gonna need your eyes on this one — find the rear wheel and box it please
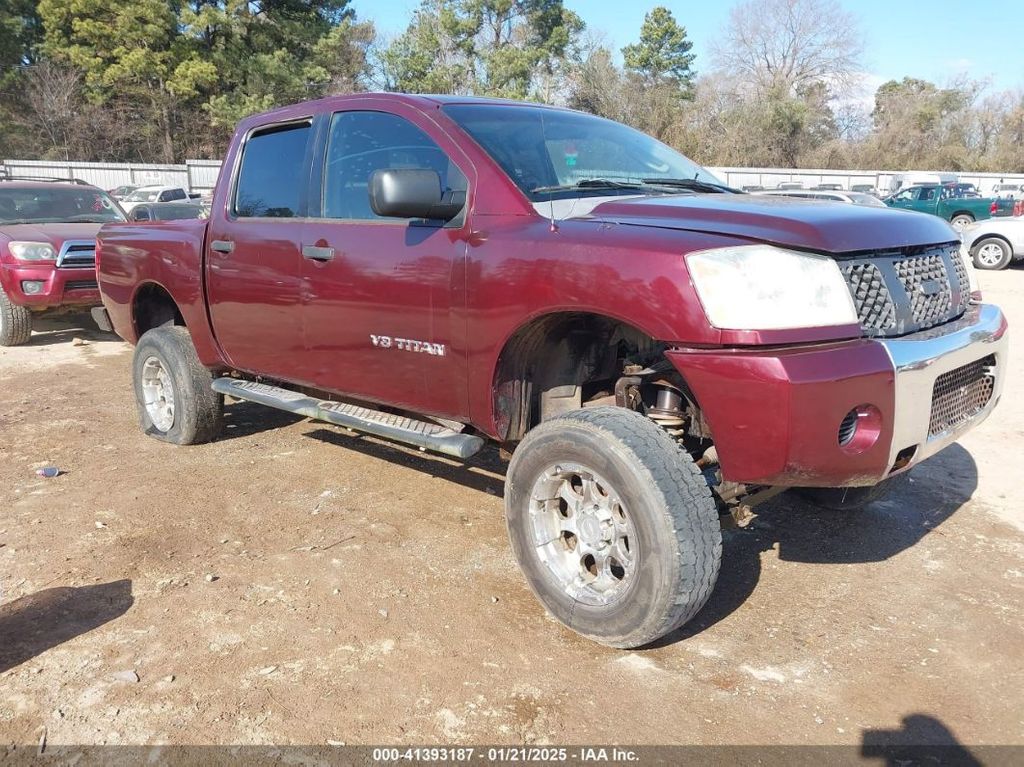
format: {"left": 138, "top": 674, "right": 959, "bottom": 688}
{"left": 950, "top": 213, "right": 974, "bottom": 231}
{"left": 505, "top": 407, "right": 721, "bottom": 648}
{"left": 0, "top": 285, "right": 32, "bottom": 347}
{"left": 132, "top": 326, "right": 223, "bottom": 444}
{"left": 971, "top": 237, "right": 1013, "bottom": 270}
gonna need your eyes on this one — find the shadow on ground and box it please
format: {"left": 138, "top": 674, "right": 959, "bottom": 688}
{"left": 0, "top": 579, "right": 134, "bottom": 673}
{"left": 303, "top": 426, "right": 507, "bottom": 497}
{"left": 661, "top": 442, "right": 979, "bottom": 644}
{"left": 26, "top": 312, "right": 118, "bottom": 347}
{"left": 219, "top": 399, "right": 306, "bottom": 441}
{"left": 861, "top": 714, "right": 983, "bottom": 765}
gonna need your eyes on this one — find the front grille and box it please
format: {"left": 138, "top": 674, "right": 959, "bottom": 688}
{"left": 841, "top": 262, "right": 895, "bottom": 332}
{"left": 928, "top": 354, "right": 996, "bottom": 437}
{"left": 64, "top": 280, "right": 98, "bottom": 291}
{"left": 56, "top": 240, "right": 96, "bottom": 269}
{"left": 839, "top": 243, "right": 969, "bottom": 337}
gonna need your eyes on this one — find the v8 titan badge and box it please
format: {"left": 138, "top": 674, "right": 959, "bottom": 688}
{"left": 370, "top": 334, "right": 446, "bottom": 356}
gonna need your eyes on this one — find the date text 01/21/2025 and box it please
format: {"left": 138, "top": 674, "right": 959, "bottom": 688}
{"left": 370, "top": 334, "right": 446, "bottom": 356}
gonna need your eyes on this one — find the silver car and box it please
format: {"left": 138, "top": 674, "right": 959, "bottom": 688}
{"left": 752, "top": 189, "right": 887, "bottom": 207}
{"left": 960, "top": 217, "right": 1024, "bottom": 270}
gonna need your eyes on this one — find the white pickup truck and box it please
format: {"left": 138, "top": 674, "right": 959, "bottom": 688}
{"left": 118, "top": 185, "right": 198, "bottom": 213}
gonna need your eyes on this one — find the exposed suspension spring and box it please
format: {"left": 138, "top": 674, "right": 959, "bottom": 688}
{"left": 645, "top": 382, "right": 687, "bottom": 429}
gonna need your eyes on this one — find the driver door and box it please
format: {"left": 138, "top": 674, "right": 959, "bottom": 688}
{"left": 299, "top": 107, "right": 473, "bottom": 418}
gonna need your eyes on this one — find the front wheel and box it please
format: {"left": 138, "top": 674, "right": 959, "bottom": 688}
{"left": 132, "top": 326, "right": 223, "bottom": 444}
{"left": 950, "top": 214, "right": 974, "bottom": 231}
{"left": 0, "top": 285, "right": 32, "bottom": 346}
{"left": 971, "top": 237, "right": 1013, "bottom": 270}
{"left": 505, "top": 407, "right": 722, "bottom": 648}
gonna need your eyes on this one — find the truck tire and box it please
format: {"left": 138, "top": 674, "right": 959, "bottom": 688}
{"left": 505, "top": 407, "right": 721, "bottom": 649}
{"left": 794, "top": 480, "right": 894, "bottom": 511}
{"left": 950, "top": 213, "right": 974, "bottom": 231}
{"left": 0, "top": 285, "right": 32, "bottom": 347}
{"left": 971, "top": 237, "right": 1013, "bottom": 270}
{"left": 132, "top": 326, "right": 223, "bottom": 445}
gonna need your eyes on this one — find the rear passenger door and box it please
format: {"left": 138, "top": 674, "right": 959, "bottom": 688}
{"left": 299, "top": 107, "right": 474, "bottom": 418}
{"left": 205, "top": 119, "right": 314, "bottom": 380}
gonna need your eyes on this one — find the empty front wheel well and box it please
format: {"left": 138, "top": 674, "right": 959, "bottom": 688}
{"left": 133, "top": 283, "right": 185, "bottom": 338}
{"left": 492, "top": 312, "right": 673, "bottom": 442}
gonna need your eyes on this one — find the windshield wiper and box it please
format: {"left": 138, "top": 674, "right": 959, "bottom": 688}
{"left": 641, "top": 177, "right": 741, "bottom": 194}
{"left": 531, "top": 178, "right": 651, "bottom": 195}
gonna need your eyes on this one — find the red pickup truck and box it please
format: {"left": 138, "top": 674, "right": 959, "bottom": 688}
{"left": 0, "top": 178, "right": 125, "bottom": 346}
{"left": 95, "top": 94, "right": 1008, "bottom": 648}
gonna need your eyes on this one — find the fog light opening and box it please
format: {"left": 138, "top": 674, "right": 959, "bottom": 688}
{"left": 20, "top": 280, "right": 45, "bottom": 295}
{"left": 891, "top": 446, "right": 917, "bottom": 474}
{"left": 838, "top": 404, "right": 882, "bottom": 454}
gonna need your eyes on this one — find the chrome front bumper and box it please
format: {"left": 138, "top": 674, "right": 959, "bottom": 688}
{"left": 880, "top": 302, "right": 1008, "bottom": 473}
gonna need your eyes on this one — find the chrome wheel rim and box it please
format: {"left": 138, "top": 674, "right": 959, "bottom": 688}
{"left": 951, "top": 217, "right": 971, "bottom": 231}
{"left": 977, "top": 242, "right": 1005, "bottom": 267}
{"left": 141, "top": 355, "right": 175, "bottom": 432}
{"left": 528, "top": 463, "right": 636, "bottom": 607}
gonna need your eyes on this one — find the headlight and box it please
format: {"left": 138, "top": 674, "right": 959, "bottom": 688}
{"left": 8, "top": 241, "right": 57, "bottom": 261}
{"left": 686, "top": 245, "right": 858, "bottom": 330}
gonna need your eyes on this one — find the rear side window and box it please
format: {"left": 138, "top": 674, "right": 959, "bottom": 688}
{"left": 234, "top": 122, "right": 311, "bottom": 218}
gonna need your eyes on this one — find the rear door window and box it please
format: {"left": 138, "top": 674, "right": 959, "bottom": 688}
{"left": 234, "top": 122, "right": 312, "bottom": 218}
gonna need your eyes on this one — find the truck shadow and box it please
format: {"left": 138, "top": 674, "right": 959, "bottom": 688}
{"left": 303, "top": 426, "right": 508, "bottom": 496}
{"left": 301, "top": 423, "right": 979, "bottom": 646}
{"left": 25, "top": 312, "right": 118, "bottom": 347}
{"left": 0, "top": 579, "right": 133, "bottom": 673}
{"left": 662, "top": 442, "right": 979, "bottom": 645}
{"left": 220, "top": 399, "right": 307, "bottom": 441}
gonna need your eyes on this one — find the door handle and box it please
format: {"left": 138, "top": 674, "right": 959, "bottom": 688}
{"left": 210, "top": 240, "right": 234, "bottom": 254}
{"left": 302, "top": 245, "right": 335, "bottom": 262}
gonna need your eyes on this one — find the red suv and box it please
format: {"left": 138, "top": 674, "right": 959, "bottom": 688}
{"left": 0, "top": 177, "right": 126, "bottom": 346}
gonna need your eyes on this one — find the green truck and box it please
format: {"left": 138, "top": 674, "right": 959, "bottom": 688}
{"left": 884, "top": 184, "right": 1013, "bottom": 230}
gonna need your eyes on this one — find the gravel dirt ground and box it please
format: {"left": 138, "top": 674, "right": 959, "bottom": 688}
{"left": 1, "top": 269, "right": 1022, "bottom": 751}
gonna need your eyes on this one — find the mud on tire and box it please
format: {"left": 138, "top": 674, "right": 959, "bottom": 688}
{"left": 132, "top": 326, "right": 223, "bottom": 445}
{"left": 505, "top": 406, "right": 722, "bottom": 649}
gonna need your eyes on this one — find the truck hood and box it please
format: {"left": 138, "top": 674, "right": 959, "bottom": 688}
{"left": 0, "top": 222, "right": 104, "bottom": 244}
{"left": 587, "top": 194, "right": 958, "bottom": 253}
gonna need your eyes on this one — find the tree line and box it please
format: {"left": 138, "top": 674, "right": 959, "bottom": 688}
{"left": 1, "top": 0, "right": 1021, "bottom": 173}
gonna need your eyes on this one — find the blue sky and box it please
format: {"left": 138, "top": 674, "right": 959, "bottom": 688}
{"left": 356, "top": 0, "right": 1024, "bottom": 97}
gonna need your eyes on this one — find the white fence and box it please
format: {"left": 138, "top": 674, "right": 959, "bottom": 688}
{"left": 1, "top": 159, "right": 223, "bottom": 194}
{"left": 4, "top": 158, "right": 1024, "bottom": 197}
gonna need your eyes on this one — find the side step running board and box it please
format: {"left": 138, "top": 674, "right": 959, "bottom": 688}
{"left": 212, "top": 378, "right": 484, "bottom": 460}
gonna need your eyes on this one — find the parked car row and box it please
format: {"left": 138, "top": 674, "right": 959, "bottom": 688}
{"left": 741, "top": 182, "right": 880, "bottom": 196}
{"left": 751, "top": 189, "right": 886, "bottom": 206}
{"left": 0, "top": 177, "right": 206, "bottom": 346}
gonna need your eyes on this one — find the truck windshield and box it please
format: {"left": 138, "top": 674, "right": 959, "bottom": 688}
{"left": 0, "top": 187, "right": 126, "bottom": 224}
{"left": 443, "top": 104, "right": 723, "bottom": 202}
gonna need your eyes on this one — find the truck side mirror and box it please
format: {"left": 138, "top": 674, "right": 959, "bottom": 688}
{"left": 369, "top": 169, "right": 465, "bottom": 222}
